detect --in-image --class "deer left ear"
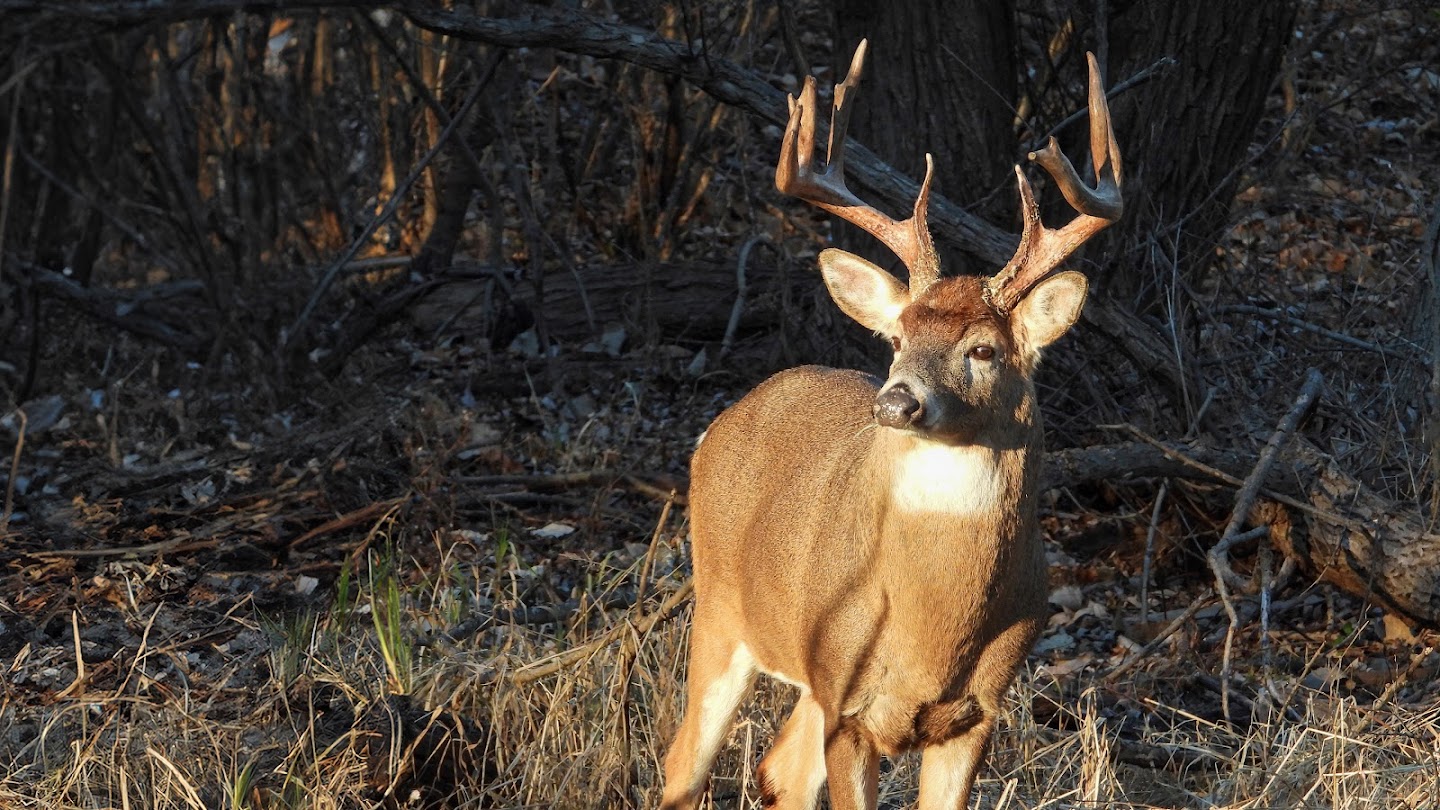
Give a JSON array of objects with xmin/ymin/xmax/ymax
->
[{"xmin": 1012, "ymin": 271, "xmax": 1087, "ymax": 353}]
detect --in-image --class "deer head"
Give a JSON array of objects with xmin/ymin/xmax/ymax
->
[{"xmin": 777, "ymin": 42, "xmax": 1122, "ymax": 444}]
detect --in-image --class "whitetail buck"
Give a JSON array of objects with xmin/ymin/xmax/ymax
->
[{"xmin": 660, "ymin": 42, "xmax": 1122, "ymax": 810}]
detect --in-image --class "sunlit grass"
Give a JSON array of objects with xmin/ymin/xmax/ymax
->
[{"xmin": 6, "ymin": 508, "xmax": 1440, "ymax": 809}]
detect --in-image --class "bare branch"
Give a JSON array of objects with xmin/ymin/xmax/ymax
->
[{"xmin": 0, "ymin": 0, "xmax": 1017, "ymax": 266}]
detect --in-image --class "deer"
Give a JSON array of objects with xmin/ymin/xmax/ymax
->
[{"xmin": 659, "ymin": 41, "xmax": 1122, "ymax": 810}]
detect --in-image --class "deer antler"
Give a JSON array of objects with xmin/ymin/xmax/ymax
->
[
  {"xmin": 775, "ymin": 40, "xmax": 942, "ymax": 297},
  {"xmin": 984, "ymin": 52, "xmax": 1124, "ymax": 315}
]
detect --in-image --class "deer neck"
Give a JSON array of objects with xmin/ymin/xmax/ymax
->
[{"xmin": 868, "ymin": 405, "xmax": 1039, "ymax": 521}]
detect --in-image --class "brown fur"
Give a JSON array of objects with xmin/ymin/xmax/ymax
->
[{"xmin": 659, "ymin": 267, "xmax": 1085, "ymax": 810}]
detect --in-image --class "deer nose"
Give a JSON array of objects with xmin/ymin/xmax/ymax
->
[{"xmin": 874, "ymin": 384, "xmax": 923, "ymax": 428}]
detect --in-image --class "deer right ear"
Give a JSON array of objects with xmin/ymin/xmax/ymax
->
[{"xmin": 818, "ymin": 248, "xmax": 910, "ymax": 338}]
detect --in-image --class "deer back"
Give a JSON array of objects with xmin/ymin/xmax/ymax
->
[{"xmin": 688, "ymin": 269, "xmax": 1080, "ymax": 707}]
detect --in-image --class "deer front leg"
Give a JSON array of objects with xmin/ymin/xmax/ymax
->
[
  {"xmin": 660, "ymin": 633, "xmax": 757, "ymax": 810},
  {"xmin": 823, "ymin": 722, "xmax": 878, "ymax": 810},
  {"xmin": 916, "ymin": 716, "xmax": 995, "ymax": 810},
  {"xmin": 756, "ymin": 693, "xmax": 826, "ymax": 809}
]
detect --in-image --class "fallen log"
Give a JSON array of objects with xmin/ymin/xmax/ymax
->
[
  {"xmin": 410, "ymin": 258, "xmax": 806, "ymax": 345},
  {"xmin": 1043, "ymin": 438, "xmax": 1440, "ymax": 630}
]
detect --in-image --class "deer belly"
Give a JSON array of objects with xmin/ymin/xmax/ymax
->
[{"xmin": 853, "ymin": 691, "xmax": 984, "ymax": 756}]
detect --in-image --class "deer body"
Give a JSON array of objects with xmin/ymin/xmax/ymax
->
[
  {"xmin": 661, "ymin": 43, "xmax": 1122, "ymax": 810},
  {"xmin": 691, "ymin": 363, "xmax": 1046, "ymax": 753}
]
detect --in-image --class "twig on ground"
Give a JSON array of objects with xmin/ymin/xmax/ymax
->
[
  {"xmin": 54, "ymin": 611, "xmax": 85, "ymax": 699},
  {"xmin": 1, "ymin": 407, "xmax": 25, "ymax": 535},
  {"xmin": 1199, "ymin": 587, "xmax": 1314, "ymax": 647},
  {"xmin": 481, "ymin": 491, "xmax": 600, "ymax": 508},
  {"xmin": 720, "ymin": 235, "xmax": 764, "ymax": 362},
  {"xmin": 1139, "ymin": 388, "xmax": 1215, "ymax": 627},
  {"xmin": 636, "ymin": 492, "xmax": 676, "ymax": 607},
  {"xmin": 35, "ymin": 536, "xmax": 218, "ymax": 558},
  {"xmin": 341, "ymin": 500, "xmax": 405, "ymax": 575},
  {"xmin": 1194, "ymin": 671, "xmax": 1260, "ymax": 716},
  {"xmin": 626, "ymin": 475, "xmax": 688, "ymax": 504},
  {"xmin": 460, "ymin": 470, "xmax": 624, "ymax": 488},
  {"xmin": 1211, "ymin": 367, "xmax": 1324, "ymax": 722},
  {"xmin": 441, "ymin": 594, "xmax": 639, "ymax": 644},
  {"xmin": 1139, "ymin": 483, "xmax": 1168, "ymax": 628},
  {"xmin": 115, "ymin": 603, "xmax": 164, "ymax": 699},
  {"xmin": 1355, "ymin": 644, "xmax": 1438, "ymax": 735},
  {"xmin": 145, "ymin": 746, "xmax": 207, "ymax": 810},
  {"xmin": 511, "ymin": 577, "xmax": 693, "ymax": 686},
  {"xmin": 287, "ymin": 496, "xmax": 409, "ymax": 550},
  {"xmin": 1260, "ymin": 535, "xmax": 1274, "ymax": 677},
  {"xmin": 457, "ymin": 470, "xmax": 687, "ymax": 503},
  {"xmin": 1105, "ymin": 591, "xmax": 1212, "ymax": 682},
  {"xmin": 1220, "ymin": 303, "xmax": 1428, "ymax": 364}
]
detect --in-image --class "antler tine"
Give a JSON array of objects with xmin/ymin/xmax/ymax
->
[
  {"xmin": 827, "ymin": 38, "xmax": 867, "ymax": 176},
  {"xmin": 907, "ymin": 154, "xmax": 941, "ymax": 295},
  {"xmin": 775, "ymin": 39, "xmax": 942, "ymax": 297},
  {"xmin": 1029, "ymin": 53, "xmax": 1123, "ymax": 219},
  {"xmin": 984, "ymin": 51, "xmax": 1124, "ymax": 315},
  {"xmin": 1086, "ymin": 52, "xmax": 1123, "ymax": 194}
]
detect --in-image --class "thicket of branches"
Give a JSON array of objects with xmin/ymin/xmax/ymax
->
[{"xmin": 2, "ymin": 2, "xmax": 1439, "ymax": 619}]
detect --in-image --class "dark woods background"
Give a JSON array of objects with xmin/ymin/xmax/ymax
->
[
  {"xmin": 0, "ymin": 0, "xmax": 1301, "ymax": 405},
  {"xmin": 5, "ymin": 0, "xmax": 1440, "ymax": 616},
  {"xmin": 3, "ymin": 1, "xmax": 1440, "ymax": 806},
  {"xmin": 3, "ymin": 0, "xmax": 1440, "ymax": 616}
]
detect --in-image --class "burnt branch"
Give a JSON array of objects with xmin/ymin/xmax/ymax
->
[{"xmin": 14, "ymin": 260, "xmax": 211, "ymax": 351}]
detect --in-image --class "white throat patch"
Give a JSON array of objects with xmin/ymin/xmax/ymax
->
[{"xmin": 891, "ymin": 443, "xmax": 1003, "ymax": 515}]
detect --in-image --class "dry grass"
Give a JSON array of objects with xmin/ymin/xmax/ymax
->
[{"xmin": 5, "ymin": 509, "xmax": 1440, "ymax": 810}]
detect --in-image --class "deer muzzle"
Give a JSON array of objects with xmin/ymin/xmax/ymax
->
[{"xmin": 874, "ymin": 383, "xmax": 924, "ymax": 429}]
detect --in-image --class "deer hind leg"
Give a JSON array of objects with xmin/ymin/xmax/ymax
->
[
  {"xmin": 756, "ymin": 693, "xmax": 826, "ymax": 809},
  {"xmin": 660, "ymin": 633, "xmax": 757, "ymax": 810}
]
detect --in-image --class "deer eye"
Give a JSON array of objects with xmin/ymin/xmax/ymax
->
[
  {"xmin": 968, "ymin": 345, "xmax": 995, "ymax": 361},
  {"xmin": 891, "ymin": 336, "xmax": 902, "ymax": 351}
]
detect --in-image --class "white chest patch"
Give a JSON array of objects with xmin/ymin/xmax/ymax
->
[{"xmin": 891, "ymin": 443, "xmax": 1003, "ymax": 515}]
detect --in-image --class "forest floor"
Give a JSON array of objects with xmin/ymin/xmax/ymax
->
[
  {"xmin": 4, "ymin": 1, "xmax": 1440, "ymax": 809},
  {"xmin": 6, "ymin": 329, "xmax": 1440, "ymax": 810}
]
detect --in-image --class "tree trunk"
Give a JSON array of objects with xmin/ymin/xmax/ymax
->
[
  {"xmin": 832, "ymin": 0, "xmax": 1017, "ymax": 280},
  {"xmin": 1027, "ymin": 1, "xmax": 1298, "ymax": 430},
  {"xmin": 1099, "ymin": 0, "xmax": 1297, "ymax": 314}
]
